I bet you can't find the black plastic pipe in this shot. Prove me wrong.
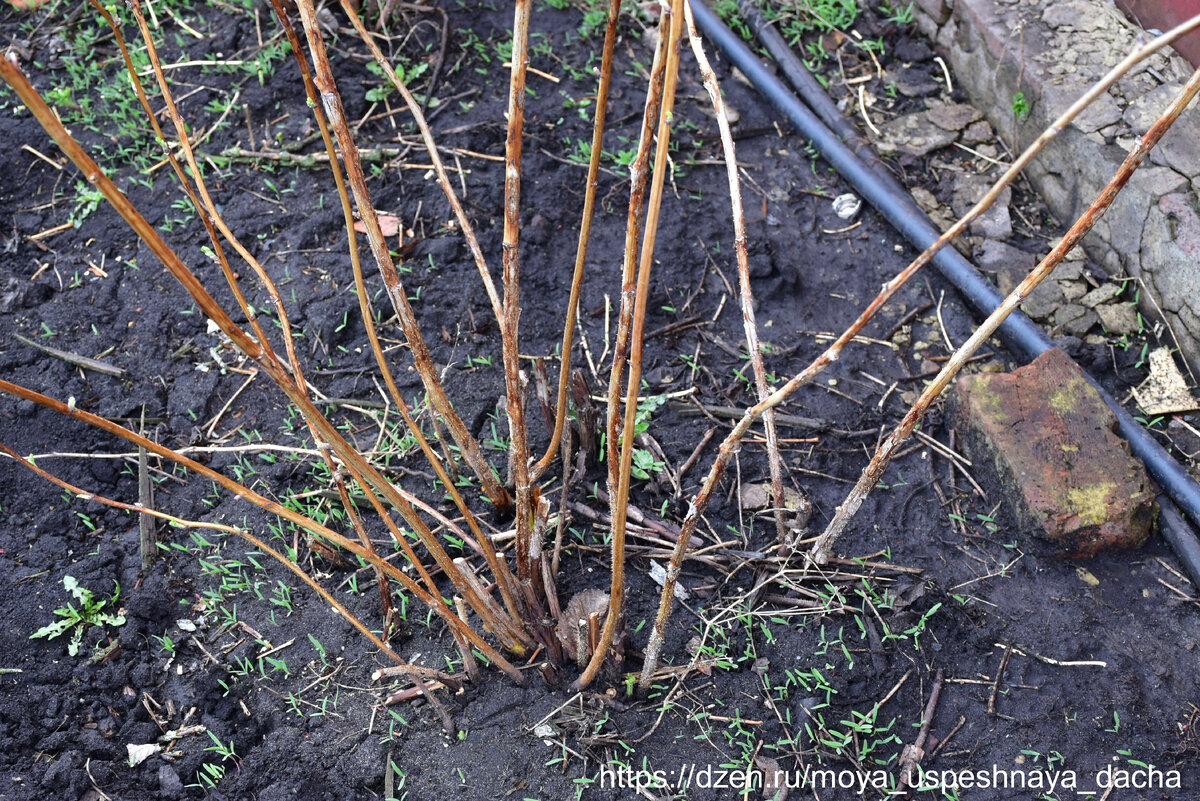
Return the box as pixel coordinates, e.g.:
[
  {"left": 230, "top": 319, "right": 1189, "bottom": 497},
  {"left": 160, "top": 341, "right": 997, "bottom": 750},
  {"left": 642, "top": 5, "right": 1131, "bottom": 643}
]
[
  {"left": 1158, "top": 497, "right": 1200, "bottom": 590},
  {"left": 736, "top": 0, "right": 889, "bottom": 173},
  {"left": 689, "top": 0, "right": 1200, "bottom": 579}
]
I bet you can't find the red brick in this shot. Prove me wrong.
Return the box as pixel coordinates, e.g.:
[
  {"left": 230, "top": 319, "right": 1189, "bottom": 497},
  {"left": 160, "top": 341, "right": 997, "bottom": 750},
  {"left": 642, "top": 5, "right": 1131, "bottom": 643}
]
[{"left": 948, "top": 349, "right": 1153, "bottom": 556}]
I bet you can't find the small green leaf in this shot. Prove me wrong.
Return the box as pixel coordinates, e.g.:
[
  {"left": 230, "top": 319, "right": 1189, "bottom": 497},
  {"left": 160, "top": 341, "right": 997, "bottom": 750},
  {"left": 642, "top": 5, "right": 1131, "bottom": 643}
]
[{"left": 30, "top": 619, "right": 74, "bottom": 641}]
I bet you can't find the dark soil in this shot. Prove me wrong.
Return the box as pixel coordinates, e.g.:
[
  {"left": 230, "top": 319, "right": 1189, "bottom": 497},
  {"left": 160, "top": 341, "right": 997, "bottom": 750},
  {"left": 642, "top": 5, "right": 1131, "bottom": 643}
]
[{"left": 2, "top": 1, "right": 1198, "bottom": 800}]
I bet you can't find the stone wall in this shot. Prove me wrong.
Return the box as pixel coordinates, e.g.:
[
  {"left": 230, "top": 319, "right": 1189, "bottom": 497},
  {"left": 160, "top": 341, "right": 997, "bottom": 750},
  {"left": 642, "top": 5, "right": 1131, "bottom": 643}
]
[{"left": 913, "top": 0, "right": 1200, "bottom": 374}]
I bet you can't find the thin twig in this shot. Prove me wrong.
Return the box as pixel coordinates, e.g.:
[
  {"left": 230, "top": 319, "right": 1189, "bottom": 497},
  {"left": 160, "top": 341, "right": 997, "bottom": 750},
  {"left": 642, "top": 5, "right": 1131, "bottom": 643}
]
[
  {"left": 897, "top": 669, "right": 945, "bottom": 794},
  {"left": 13, "top": 333, "right": 125, "bottom": 377},
  {"left": 577, "top": 0, "right": 681, "bottom": 692},
  {"left": 987, "top": 645, "right": 1012, "bottom": 716},
  {"left": 330, "top": 0, "right": 513, "bottom": 511},
  {"left": 532, "top": 0, "right": 621, "bottom": 479},
  {"left": 502, "top": 0, "right": 536, "bottom": 597},
  {"left": 684, "top": 0, "right": 786, "bottom": 544}
]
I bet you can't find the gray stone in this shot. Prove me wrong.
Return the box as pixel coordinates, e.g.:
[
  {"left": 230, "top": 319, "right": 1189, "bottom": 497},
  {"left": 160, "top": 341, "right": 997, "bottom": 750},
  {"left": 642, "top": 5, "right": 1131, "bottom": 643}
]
[
  {"left": 891, "top": 66, "right": 941, "bottom": 98},
  {"left": 1123, "top": 83, "right": 1200, "bottom": 178},
  {"left": 1053, "top": 259, "right": 1085, "bottom": 281},
  {"left": 913, "top": 0, "right": 950, "bottom": 24},
  {"left": 1096, "top": 303, "right": 1140, "bottom": 334},
  {"left": 926, "top": 102, "right": 983, "bottom": 132},
  {"left": 951, "top": 175, "right": 1012, "bottom": 239},
  {"left": 1060, "top": 280, "right": 1088, "bottom": 301},
  {"left": 875, "top": 112, "right": 958, "bottom": 157},
  {"left": 1123, "top": 82, "right": 1193, "bottom": 131},
  {"left": 949, "top": 175, "right": 1002, "bottom": 216},
  {"left": 1033, "top": 171, "right": 1072, "bottom": 220},
  {"left": 1042, "top": 1, "right": 1106, "bottom": 31},
  {"left": 1141, "top": 193, "right": 1200, "bottom": 369},
  {"left": 1064, "top": 308, "right": 1099, "bottom": 336},
  {"left": 910, "top": 186, "right": 957, "bottom": 230},
  {"left": 1053, "top": 302, "right": 1087, "bottom": 329},
  {"left": 979, "top": 239, "right": 1035, "bottom": 278},
  {"left": 981, "top": 240, "right": 1064, "bottom": 320},
  {"left": 1158, "top": 193, "right": 1200, "bottom": 263},
  {"left": 1129, "top": 166, "right": 1189, "bottom": 200},
  {"left": 1071, "top": 93, "right": 1123, "bottom": 133},
  {"left": 1053, "top": 303, "right": 1099, "bottom": 336},
  {"left": 1079, "top": 283, "right": 1124, "bottom": 308},
  {"left": 962, "top": 120, "right": 994, "bottom": 144},
  {"left": 974, "top": 205, "right": 1012, "bottom": 240},
  {"left": 692, "top": 89, "right": 739, "bottom": 125}
]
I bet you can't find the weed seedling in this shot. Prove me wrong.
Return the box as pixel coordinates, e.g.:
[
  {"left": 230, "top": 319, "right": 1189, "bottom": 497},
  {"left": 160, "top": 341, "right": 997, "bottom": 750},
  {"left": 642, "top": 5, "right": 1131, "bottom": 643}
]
[
  {"left": 30, "top": 575, "right": 125, "bottom": 656},
  {"left": 1012, "top": 92, "right": 1031, "bottom": 119},
  {"left": 881, "top": 1, "right": 915, "bottom": 24}
]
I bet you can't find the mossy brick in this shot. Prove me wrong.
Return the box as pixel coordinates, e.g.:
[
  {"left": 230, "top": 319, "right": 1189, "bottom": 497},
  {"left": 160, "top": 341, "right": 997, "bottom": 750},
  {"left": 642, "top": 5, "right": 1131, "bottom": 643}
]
[{"left": 948, "top": 348, "right": 1153, "bottom": 557}]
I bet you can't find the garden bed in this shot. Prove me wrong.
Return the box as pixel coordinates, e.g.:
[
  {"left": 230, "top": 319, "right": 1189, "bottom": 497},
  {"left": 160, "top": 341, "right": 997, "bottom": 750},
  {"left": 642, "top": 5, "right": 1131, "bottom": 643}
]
[{"left": 1, "top": 1, "right": 1198, "bottom": 799}]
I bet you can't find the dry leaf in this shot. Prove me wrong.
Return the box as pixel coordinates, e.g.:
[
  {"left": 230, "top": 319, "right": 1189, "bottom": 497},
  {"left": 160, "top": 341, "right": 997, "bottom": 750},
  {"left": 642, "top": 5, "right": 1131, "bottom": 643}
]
[
  {"left": 739, "top": 483, "right": 813, "bottom": 529},
  {"left": 126, "top": 743, "right": 161, "bottom": 767},
  {"left": 740, "top": 483, "right": 771, "bottom": 511},
  {"left": 353, "top": 213, "right": 403, "bottom": 238},
  {"left": 555, "top": 588, "right": 608, "bottom": 654},
  {"left": 1133, "top": 347, "right": 1198, "bottom": 415},
  {"left": 649, "top": 560, "right": 690, "bottom": 600},
  {"left": 754, "top": 754, "right": 788, "bottom": 801}
]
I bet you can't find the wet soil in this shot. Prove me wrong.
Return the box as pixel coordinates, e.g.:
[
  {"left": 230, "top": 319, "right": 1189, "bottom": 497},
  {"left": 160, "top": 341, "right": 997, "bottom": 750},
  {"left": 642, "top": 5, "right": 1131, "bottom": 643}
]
[{"left": 1, "top": 1, "right": 1198, "bottom": 800}]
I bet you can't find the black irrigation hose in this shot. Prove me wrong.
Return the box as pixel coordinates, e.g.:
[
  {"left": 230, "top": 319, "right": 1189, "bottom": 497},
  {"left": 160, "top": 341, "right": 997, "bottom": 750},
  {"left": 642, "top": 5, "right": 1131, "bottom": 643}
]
[
  {"left": 1158, "top": 497, "right": 1200, "bottom": 591},
  {"left": 689, "top": 0, "right": 1200, "bottom": 587},
  {"left": 735, "top": 0, "right": 889, "bottom": 173}
]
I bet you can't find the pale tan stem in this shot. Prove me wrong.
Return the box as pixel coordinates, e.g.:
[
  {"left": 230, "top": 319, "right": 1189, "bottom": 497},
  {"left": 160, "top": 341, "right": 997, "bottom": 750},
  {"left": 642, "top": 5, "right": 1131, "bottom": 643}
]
[
  {"left": 532, "top": 0, "right": 621, "bottom": 479},
  {"left": 605, "top": 9, "right": 671, "bottom": 498},
  {"left": 0, "top": 52, "right": 529, "bottom": 656},
  {"left": 267, "top": 0, "right": 525, "bottom": 628},
  {"left": 683, "top": 0, "right": 785, "bottom": 543},
  {"left": 576, "top": 0, "right": 686, "bottom": 692},
  {"left": 504, "top": 0, "right": 536, "bottom": 590},
  {"left": 336, "top": 0, "right": 503, "bottom": 321}
]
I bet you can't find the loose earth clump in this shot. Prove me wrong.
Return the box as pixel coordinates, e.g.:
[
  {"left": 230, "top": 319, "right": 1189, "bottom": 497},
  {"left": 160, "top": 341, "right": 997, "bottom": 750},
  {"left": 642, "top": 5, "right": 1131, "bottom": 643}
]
[{"left": 2, "top": 1, "right": 1199, "bottom": 800}]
